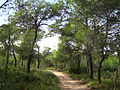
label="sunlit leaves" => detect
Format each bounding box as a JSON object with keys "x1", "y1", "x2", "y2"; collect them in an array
[
  {"x1": 51, "y1": 3, "x2": 58, "y2": 12},
  {"x1": 75, "y1": 30, "x2": 86, "y2": 44},
  {"x1": 0, "y1": 24, "x2": 10, "y2": 44}
]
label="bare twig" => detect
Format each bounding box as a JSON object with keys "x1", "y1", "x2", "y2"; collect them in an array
[{"x1": 0, "y1": 0, "x2": 9, "y2": 9}]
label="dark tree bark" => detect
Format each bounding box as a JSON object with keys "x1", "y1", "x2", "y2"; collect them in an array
[
  {"x1": 37, "y1": 46, "x2": 40, "y2": 68},
  {"x1": 13, "y1": 50, "x2": 17, "y2": 68},
  {"x1": 27, "y1": 54, "x2": 33, "y2": 73},
  {"x1": 21, "y1": 59, "x2": 24, "y2": 66},
  {"x1": 77, "y1": 54, "x2": 81, "y2": 69},
  {"x1": 77, "y1": 54, "x2": 81, "y2": 74},
  {"x1": 6, "y1": 24, "x2": 10, "y2": 71},
  {"x1": 98, "y1": 52, "x2": 105, "y2": 84},
  {"x1": 55, "y1": 61, "x2": 57, "y2": 69},
  {"x1": 119, "y1": 54, "x2": 120, "y2": 66},
  {"x1": 12, "y1": 42, "x2": 17, "y2": 68},
  {"x1": 27, "y1": 22, "x2": 38, "y2": 73},
  {"x1": 86, "y1": 55, "x2": 89, "y2": 74},
  {"x1": 6, "y1": 47, "x2": 9, "y2": 71},
  {"x1": 0, "y1": 0, "x2": 9, "y2": 9},
  {"x1": 88, "y1": 53, "x2": 93, "y2": 79}
]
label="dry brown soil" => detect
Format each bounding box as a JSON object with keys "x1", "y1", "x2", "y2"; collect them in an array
[{"x1": 49, "y1": 70, "x2": 91, "y2": 90}]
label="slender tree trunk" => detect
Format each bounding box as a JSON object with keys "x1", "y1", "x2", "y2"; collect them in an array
[
  {"x1": 77, "y1": 55, "x2": 81, "y2": 74},
  {"x1": 77, "y1": 55, "x2": 81, "y2": 69},
  {"x1": 27, "y1": 24, "x2": 38, "y2": 73},
  {"x1": 86, "y1": 55, "x2": 89, "y2": 74},
  {"x1": 88, "y1": 53, "x2": 93, "y2": 79},
  {"x1": 6, "y1": 48, "x2": 9, "y2": 71},
  {"x1": 64, "y1": 61, "x2": 67, "y2": 69},
  {"x1": 37, "y1": 46, "x2": 40, "y2": 68},
  {"x1": 37, "y1": 58, "x2": 40, "y2": 68},
  {"x1": 6, "y1": 25, "x2": 10, "y2": 71},
  {"x1": 13, "y1": 51, "x2": 17, "y2": 68},
  {"x1": 27, "y1": 54, "x2": 33, "y2": 73},
  {"x1": 55, "y1": 60, "x2": 57, "y2": 69},
  {"x1": 119, "y1": 54, "x2": 120, "y2": 66},
  {"x1": 21, "y1": 59, "x2": 23, "y2": 66},
  {"x1": 98, "y1": 56, "x2": 105, "y2": 84},
  {"x1": 12, "y1": 42, "x2": 17, "y2": 68}
]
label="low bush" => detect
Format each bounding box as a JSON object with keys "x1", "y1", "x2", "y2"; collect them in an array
[{"x1": 0, "y1": 68, "x2": 60, "y2": 90}]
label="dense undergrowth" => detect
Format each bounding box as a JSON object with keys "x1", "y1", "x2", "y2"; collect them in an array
[
  {"x1": 0, "y1": 67, "x2": 60, "y2": 90},
  {"x1": 70, "y1": 71, "x2": 120, "y2": 90},
  {"x1": 68, "y1": 66, "x2": 120, "y2": 90}
]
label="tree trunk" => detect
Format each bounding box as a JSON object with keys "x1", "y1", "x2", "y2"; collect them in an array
[
  {"x1": 55, "y1": 61, "x2": 57, "y2": 69},
  {"x1": 98, "y1": 56, "x2": 105, "y2": 84},
  {"x1": 12, "y1": 42, "x2": 17, "y2": 68},
  {"x1": 21, "y1": 59, "x2": 23, "y2": 66},
  {"x1": 13, "y1": 51, "x2": 17, "y2": 68},
  {"x1": 37, "y1": 58, "x2": 40, "y2": 68},
  {"x1": 77, "y1": 55, "x2": 81, "y2": 69},
  {"x1": 27, "y1": 54, "x2": 32, "y2": 73},
  {"x1": 6, "y1": 48, "x2": 9, "y2": 71},
  {"x1": 86, "y1": 55, "x2": 89, "y2": 74},
  {"x1": 119, "y1": 54, "x2": 120, "y2": 66},
  {"x1": 88, "y1": 53, "x2": 93, "y2": 79},
  {"x1": 6, "y1": 24, "x2": 10, "y2": 71},
  {"x1": 27, "y1": 24, "x2": 38, "y2": 73},
  {"x1": 37, "y1": 46, "x2": 40, "y2": 68},
  {"x1": 64, "y1": 62, "x2": 67, "y2": 69}
]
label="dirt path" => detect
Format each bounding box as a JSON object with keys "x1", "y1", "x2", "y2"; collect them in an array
[{"x1": 49, "y1": 70, "x2": 91, "y2": 90}]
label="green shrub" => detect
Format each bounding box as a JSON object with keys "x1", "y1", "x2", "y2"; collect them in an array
[
  {"x1": 102, "y1": 56, "x2": 119, "y2": 72},
  {"x1": 0, "y1": 69, "x2": 60, "y2": 90}
]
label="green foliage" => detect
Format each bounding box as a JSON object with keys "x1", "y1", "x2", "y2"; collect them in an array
[
  {"x1": 75, "y1": 30, "x2": 87, "y2": 44},
  {"x1": 0, "y1": 68, "x2": 60, "y2": 90},
  {"x1": 102, "y1": 56, "x2": 119, "y2": 72},
  {"x1": 70, "y1": 71, "x2": 120, "y2": 90},
  {"x1": 0, "y1": 0, "x2": 120, "y2": 89}
]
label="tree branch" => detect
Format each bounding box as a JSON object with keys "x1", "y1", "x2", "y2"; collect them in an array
[{"x1": 0, "y1": 0, "x2": 9, "y2": 9}]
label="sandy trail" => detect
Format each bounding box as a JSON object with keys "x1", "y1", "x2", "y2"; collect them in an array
[{"x1": 49, "y1": 70, "x2": 91, "y2": 90}]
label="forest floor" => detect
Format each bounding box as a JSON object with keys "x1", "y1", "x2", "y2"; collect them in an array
[{"x1": 49, "y1": 70, "x2": 91, "y2": 90}]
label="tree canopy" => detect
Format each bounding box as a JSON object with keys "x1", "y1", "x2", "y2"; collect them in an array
[{"x1": 0, "y1": 0, "x2": 120, "y2": 89}]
